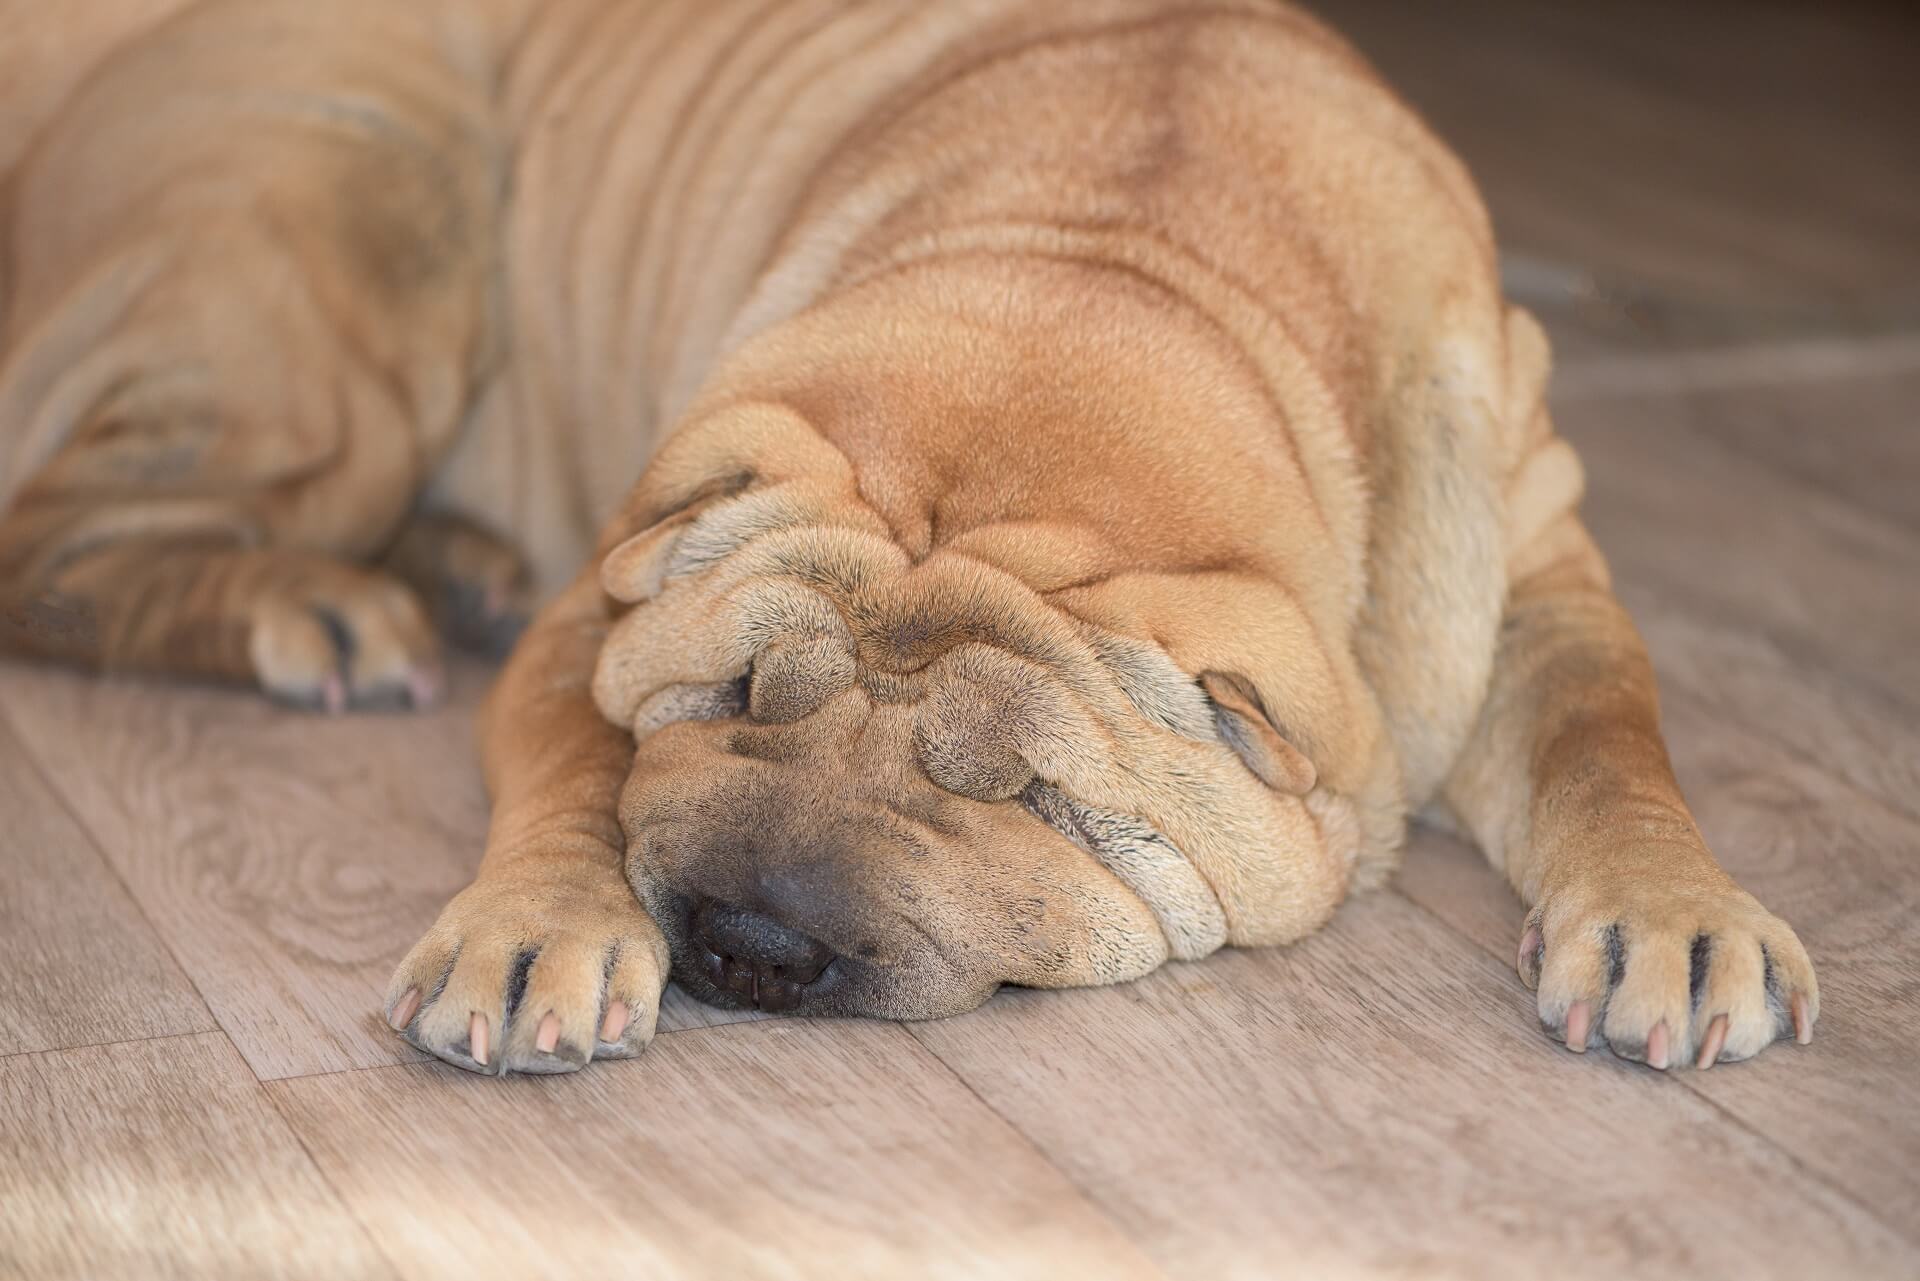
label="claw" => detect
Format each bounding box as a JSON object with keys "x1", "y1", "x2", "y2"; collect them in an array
[
  {"x1": 535, "y1": 1012, "x2": 560, "y2": 1055},
  {"x1": 1791, "y1": 992, "x2": 1812, "y2": 1045},
  {"x1": 600, "y1": 1000, "x2": 629, "y2": 1044},
  {"x1": 387, "y1": 987, "x2": 421, "y2": 1031},
  {"x1": 1646, "y1": 1020, "x2": 1670, "y2": 1071},
  {"x1": 1564, "y1": 999, "x2": 1591, "y2": 1053},
  {"x1": 1696, "y1": 1013, "x2": 1729, "y2": 1070},
  {"x1": 1517, "y1": 923, "x2": 1542, "y2": 987},
  {"x1": 406, "y1": 665, "x2": 446, "y2": 710},
  {"x1": 470, "y1": 1012, "x2": 490, "y2": 1067}
]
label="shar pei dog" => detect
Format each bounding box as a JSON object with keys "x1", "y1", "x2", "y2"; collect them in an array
[{"x1": 0, "y1": 0, "x2": 1817, "y2": 1075}]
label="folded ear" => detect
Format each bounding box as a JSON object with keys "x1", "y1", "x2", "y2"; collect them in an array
[
  {"x1": 599, "y1": 516, "x2": 697, "y2": 605},
  {"x1": 597, "y1": 401, "x2": 857, "y2": 603},
  {"x1": 1200, "y1": 671, "x2": 1318, "y2": 796}
]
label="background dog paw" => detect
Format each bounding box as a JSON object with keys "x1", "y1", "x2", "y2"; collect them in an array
[
  {"x1": 1517, "y1": 873, "x2": 1817, "y2": 1070},
  {"x1": 248, "y1": 558, "x2": 444, "y2": 712},
  {"x1": 383, "y1": 865, "x2": 669, "y2": 1076},
  {"x1": 382, "y1": 511, "x2": 534, "y2": 659}
]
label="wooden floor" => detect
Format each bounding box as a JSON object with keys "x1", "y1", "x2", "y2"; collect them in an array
[{"x1": 4, "y1": 3, "x2": 1919, "y2": 1278}]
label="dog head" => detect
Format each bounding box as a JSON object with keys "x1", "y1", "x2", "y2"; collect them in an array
[{"x1": 592, "y1": 386, "x2": 1370, "y2": 1019}]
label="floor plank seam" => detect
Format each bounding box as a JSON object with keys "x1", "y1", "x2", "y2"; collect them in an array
[
  {"x1": 258, "y1": 1081, "x2": 414, "y2": 1281},
  {"x1": 1549, "y1": 329, "x2": 1920, "y2": 403},
  {"x1": 1382, "y1": 881, "x2": 1920, "y2": 1252},
  {"x1": 897, "y1": 1021, "x2": 1177, "y2": 1280},
  {"x1": 1, "y1": 700, "x2": 230, "y2": 1056},
  {"x1": 0, "y1": 1026, "x2": 229, "y2": 1066}
]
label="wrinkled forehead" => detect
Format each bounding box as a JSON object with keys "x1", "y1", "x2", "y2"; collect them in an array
[{"x1": 590, "y1": 469, "x2": 1216, "y2": 749}]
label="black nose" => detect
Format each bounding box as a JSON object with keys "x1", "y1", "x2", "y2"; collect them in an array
[{"x1": 690, "y1": 899, "x2": 835, "y2": 1012}]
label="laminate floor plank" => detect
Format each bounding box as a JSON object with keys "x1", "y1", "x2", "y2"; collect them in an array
[
  {"x1": 1560, "y1": 371, "x2": 1920, "y2": 717},
  {"x1": 1317, "y1": 0, "x2": 1920, "y2": 306},
  {"x1": 0, "y1": 661, "x2": 767, "y2": 1080},
  {"x1": 0, "y1": 711, "x2": 215, "y2": 1057},
  {"x1": 1397, "y1": 689, "x2": 1920, "y2": 1242},
  {"x1": 908, "y1": 891, "x2": 1912, "y2": 1280},
  {"x1": 268, "y1": 1019, "x2": 1163, "y2": 1281},
  {"x1": 1679, "y1": 367, "x2": 1920, "y2": 538},
  {"x1": 0, "y1": 663, "x2": 493, "y2": 1079},
  {"x1": 0, "y1": 1032, "x2": 395, "y2": 1281}
]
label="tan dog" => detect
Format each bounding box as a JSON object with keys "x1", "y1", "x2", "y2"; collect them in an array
[{"x1": 0, "y1": 0, "x2": 1816, "y2": 1074}]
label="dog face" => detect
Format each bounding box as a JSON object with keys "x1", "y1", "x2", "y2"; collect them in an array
[{"x1": 592, "y1": 401, "x2": 1363, "y2": 1019}]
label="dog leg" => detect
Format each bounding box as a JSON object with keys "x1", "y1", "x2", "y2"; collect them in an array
[
  {"x1": 384, "y1": 572, "x2": 668, "y2": 1075},
  {"x1": 1442, "y1": 512, "x2": 1816, "y2": 1069},
  {"x1": 0, "y1": 535, "x2": 443, "y2": 711}
]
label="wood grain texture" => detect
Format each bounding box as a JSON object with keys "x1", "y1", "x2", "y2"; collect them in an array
[
  {"x1": 0, "y1": 1032, "x2": 394, "y2": 1281},
  {"x1": 1398, "y1": 691, "x2": 1920, "y2": 1246},
  {"x1": 0, "y1": 712, "x2": 215, "y2": 1057},
  {"x1": 908, "y1": 891, "x2": 1916, "y2": 1280},
  {"x1": 0, "y1": 660, "x2": 766, "y2": 1080},
  {"x1": 269, "y1": 1019, "x2": 1162, "y2": 1281},
  {"x1": 1563, "y1": 372, "x2": 1920, "y2": 728},
  {"x1": 0, "y1": 663, "x2": 492, "y2": 1079}
]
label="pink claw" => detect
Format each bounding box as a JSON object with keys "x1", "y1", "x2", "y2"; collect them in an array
[
  {"x1": 1696, "y1": 1014, "x2": 1729, "y2": 1070},
  {"x1": 407, "y1": 665, "x2": 445, "y2": 710},
  {"x1": 600, "y1": 1001, "x2": 629, "y2": 1045},
  {"x1": 535, "y1": 1012, "x2": 560, "y2": 1055},
  {"x1": 1791, "y1": 992, "x2": 1812, "y2": 1045},
  {"x1": 1646, "y1": 1020, "x2": 1670, "y2": 1071},
  {"x1": 1564, "y1": 1000, "x2": 1591, "y2": 1053},
  {"x1": 469, "y1": 1012, "x2": 490, "y2": 1067},
  {"x1": 387, "y1": 988, "x2": 421, "y2": 1031}
]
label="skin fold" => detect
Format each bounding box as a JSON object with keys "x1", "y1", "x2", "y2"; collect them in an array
[{"x1": 0, "y1": 0, "x2": 1816, "y2": 1076}]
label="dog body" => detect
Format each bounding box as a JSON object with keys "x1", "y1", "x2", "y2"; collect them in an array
[{"x1": 0, "y1": 0, "x2": 1815, "y2": 1071}]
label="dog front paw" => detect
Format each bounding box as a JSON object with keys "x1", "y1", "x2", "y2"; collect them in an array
[
  {"x1": 384, "y1": 863, "x2": 669, "y2": 1076},
  {"x1": 1517, "y1": 867, "x2": 1816, "y2": 1070},
  {"x1": 249, "y1": 558, "x2": 444, "y2": 712}
]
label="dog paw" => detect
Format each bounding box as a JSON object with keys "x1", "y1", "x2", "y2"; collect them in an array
[
  {"x1": 249, "y1": 559, "x2": 444, "y2": 712},
  {"x1": 1518, "y1": 872, "x2": 1817, "y2": 1070},
  {"x1": 382, "y1": 511, "x2": 533, "y2": 659},
  {"x1": 383, "y1": 864, "x2": 669, "y2": 1076}
]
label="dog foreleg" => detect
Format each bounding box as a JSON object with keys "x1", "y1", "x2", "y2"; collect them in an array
[
  {"x1": 384, "y1": 572, "x2": 669, "y2": 1075},
  {"x1": 1441, "y1": 512, "x2": 1816, "y2": 1070}
]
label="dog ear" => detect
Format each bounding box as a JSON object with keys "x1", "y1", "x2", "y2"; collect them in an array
[
  {"x1": 598, "y1": 470, "x2": 756, "y2": 603},
  {"x1": 1200, "y1": 671, "x2": 1318, "y2": 796}
]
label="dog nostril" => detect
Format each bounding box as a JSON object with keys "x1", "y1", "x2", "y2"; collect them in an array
[{"x1": 690, "y1": 900, "x2": 835, "y2": 1011}]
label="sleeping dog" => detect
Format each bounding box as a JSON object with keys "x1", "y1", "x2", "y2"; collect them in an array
[{"x1": 0, "y1": 0, "x2": 1816, "y2": 1074}]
